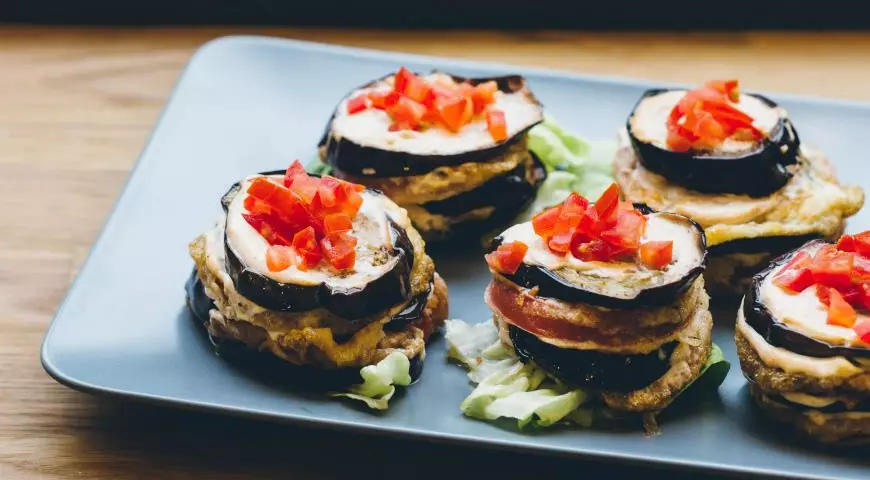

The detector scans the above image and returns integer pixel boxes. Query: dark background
[2,1,869,29]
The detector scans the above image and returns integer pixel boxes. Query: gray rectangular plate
[41,36,870,479]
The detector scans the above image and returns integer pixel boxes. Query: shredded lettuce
[528,115,617,212]
[446,319,589,428]
[331,352,412,410]
[446,319,729,429]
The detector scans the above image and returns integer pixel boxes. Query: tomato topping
[665,80,763,152]
[242,162,368,271]
[346,95,370,115]
[600,208,646,251]
[321,232,358,271]
[639,241,673,270]
[809,245,854,290]
[363,68,504,139]
[772,251,814,293]
[323,213,353,235]
[486,108,508,142]
[393,67,415,94]
[485,241,528,275]
[547,193,587,254]
[854,320,870,344]
[594,183,620,222]
[265,245,294,272]
[531,206,561,241]
[827,288,858,328]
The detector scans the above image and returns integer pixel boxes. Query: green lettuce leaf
[331,352,412,410]
[445,319,589,428]
[528,114,617,212]
[682,343,731,395]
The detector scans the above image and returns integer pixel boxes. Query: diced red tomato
[315,176,342,208]
[242,213,294,246]
[283,160,308,187]
[841,232,870,257]
[639,241,674,269]
[321,232,358,270]
[485,241,528,275]
[243,195,272,216]
[772,251,815,292]
[486,108,508,142]
[571,239,632,263]
[854,320,870,344]
[594,183,620,222]
[816,284,832,306]
[346,95,370,114]
[394,67,415,94]
[600,208,646,250]
[292,226,322,270]
[471,81,498,114]
[838,234,857,252]
[323,213,353,235]
[574,207,603,243]
[705,79,740,102]
[403,75,434,105]
[288,174,319,205]
[827,288,858,328]
[547,193,587,254]
[369,91,401,110]
[265,245,294,272]
[531,206,561,241]
[810,245,855,290]
[387,97,427,128]
[437,96,473,132]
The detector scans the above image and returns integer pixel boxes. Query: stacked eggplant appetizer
[614,79,863,296]
[482,183,713,415]
[319,67,547,241]
[738,232,870,444]
[187,161,448,387]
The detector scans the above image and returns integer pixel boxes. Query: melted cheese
[225,175,409,287]
[499,212,703,297]
[630,90,782,153]
[330,73,542,156]
[737,307,863,378]
[780,392,841,408]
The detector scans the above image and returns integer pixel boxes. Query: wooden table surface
[3,27,870,479]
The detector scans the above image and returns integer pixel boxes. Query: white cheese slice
[224,175,410,288]
[630,89,783,153]
[330,73,542,156]
[498,212,703,300]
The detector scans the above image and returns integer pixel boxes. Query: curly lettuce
[446,319,729,429]
[331,352,412,410]
[527,115,617,213]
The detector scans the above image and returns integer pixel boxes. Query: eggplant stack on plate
[483,183,712,415]
[614,79,863,297]
[737,233,870,444]
[319,67,547,242]
[187,161,448,388]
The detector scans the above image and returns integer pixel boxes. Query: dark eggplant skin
[627,88,801,197]
[383,282,432,332]
[183,271,424,387]
[319,72,544,178]
[490,207,707,309]
[744,239,870,359]
[709,233,823,255]
[509,324,676,392]
[220,173,415,318]
[420,151,546,217]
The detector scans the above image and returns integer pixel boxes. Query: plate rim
[41,35,870,480]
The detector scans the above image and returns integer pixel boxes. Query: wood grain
[2,27,869,479]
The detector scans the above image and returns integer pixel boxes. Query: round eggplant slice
[744,239,870,359]
[184,269,426,387]
[626,88,800,197]
[222,175,416,319]
[491,210,706,308]
[320,71,544,178]
[509,324,676,392]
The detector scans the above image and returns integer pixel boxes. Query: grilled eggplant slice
[320,72,544,178]
[627,88,800,197]
[222,174,416,319]
[744,239,870,359]
[491,210,706,308]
